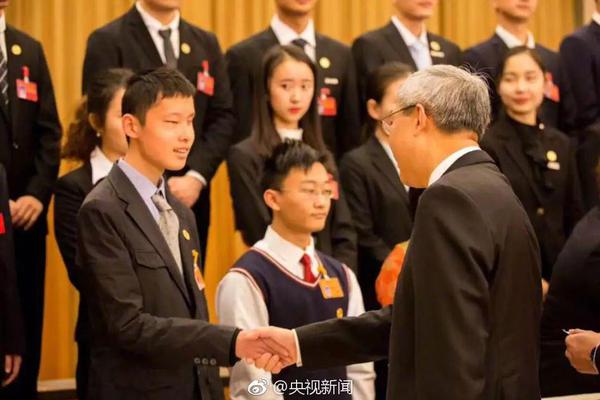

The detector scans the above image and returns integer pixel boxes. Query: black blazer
[481,115,584,279]
[82,6,233,181]
[560,20,600,130]
[0,26,61,216]
[577,122,600,210]
[227,138,357,270]
[295,151,542,399]
[225,28,361,159]
[352,21,462,114]
[338,136,412,310]
[76,166,238,400]
[54,163,94,344]
[540,206,600,397]
[0,164,24,359]
[464,34,576,132]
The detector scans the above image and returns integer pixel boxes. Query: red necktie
[301,253,317,283]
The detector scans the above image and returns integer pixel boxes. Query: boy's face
[126,95,195,173]
[267,162,332,235]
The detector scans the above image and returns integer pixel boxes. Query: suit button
[12,142,18,150]
[209,358,217,366]
[536,207,545,216]
[193,357,201,365]
[202,358,209,365]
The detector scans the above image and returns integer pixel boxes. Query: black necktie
[158,28,177,68]
[291,38,308,53]
[0,48,9,106]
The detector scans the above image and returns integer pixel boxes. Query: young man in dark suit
[225,0,361,159]
[0,3,62,399]
[82,0,235,263]
[76,68,284,400]
[352,0,462,115]
[0,164,23,394]
[252,66,542,400]
[464,0,576,131]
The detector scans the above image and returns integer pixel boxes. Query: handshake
[234,327,299,373]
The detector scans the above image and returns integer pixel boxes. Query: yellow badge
[336,308,344,318]
[181,42,191,55]
[182,229,191,240]
[319,57,331,69]
[430,41,441,51]
[546,150,558,162]
[319,277,344,299]
[11,44,21,56]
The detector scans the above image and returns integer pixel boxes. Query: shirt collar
[260,225,317,270]
[427,146,481,186]
[277,128,303,141]
[136,1,180,33]
[270,14,316,48]
[0,13,6,34]
[593,11,600,26]
[90,146,115,185]
[117,158,166,199]
[391,16,428,49]
[495,25,535,49]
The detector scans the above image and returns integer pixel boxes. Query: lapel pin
[430,41,441,51]
[11,44,21,56]
[181,42,191,55]
[546,150,557,162]
[182,229,191,240]
[319,56,331,69]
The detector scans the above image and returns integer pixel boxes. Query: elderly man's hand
[565,329,600,375]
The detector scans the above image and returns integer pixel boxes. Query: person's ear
[263,189,282,212]
[414,104,428,134]
[88,113,102,132]
[366,99,381,121]
[122,114,140,140]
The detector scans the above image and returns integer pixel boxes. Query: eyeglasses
[380,104,416,136]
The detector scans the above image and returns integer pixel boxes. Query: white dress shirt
[377,137,409,192]
[277,128,303,141]
[135,1,180,62]
[427,146,481,186]
[217,226,375,400]
[89,146,114,185]
[0,13,6,62]
[270,14,317,62]
[495,25,535,49]
[391,16,431,70]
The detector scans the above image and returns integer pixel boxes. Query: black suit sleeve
[339,156,389,264]
[54,177,85,288]
[296,306,391,368]
[0,166,24,356]
[225,46,254,143]
[77,200,238,367]
[82,30,121,94]
[226,146,269,246]
[328,186,358,271]
[336,50,362,154]
[27,43,61,206]
[187,33,235,180]
[408,183,495,399]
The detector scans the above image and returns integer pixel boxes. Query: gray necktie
[291,38,308,53]
[0,48,8,106]
[151,192,183,276]
[158,28,177,68]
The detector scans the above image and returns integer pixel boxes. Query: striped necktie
[0,47,9,106]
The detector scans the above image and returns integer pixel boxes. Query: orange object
[375,241,409,306]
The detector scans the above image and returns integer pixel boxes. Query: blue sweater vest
[232,248,352,399]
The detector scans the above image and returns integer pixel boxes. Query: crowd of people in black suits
[2,0,600,399]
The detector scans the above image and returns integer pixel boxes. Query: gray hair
[396,65,491,139]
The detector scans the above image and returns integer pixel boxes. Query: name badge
[197,60,214,96]
[318,88,337,117]
[16,66,38,102]
[319,277,344,299]
[324,77,339,85]
[547,161,560,171]
[192,249,205,291]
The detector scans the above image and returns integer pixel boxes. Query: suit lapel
[382,22,417,71]
[366,137,407,199]
[4,28,19,130]
[126,7,163,67]
[177,20,207,78]
[427,34,448,65]
[108,166,192,306]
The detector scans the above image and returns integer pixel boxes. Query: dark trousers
[76,340,91,400]
[0,223,46,400]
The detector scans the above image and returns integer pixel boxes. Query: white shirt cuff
[185,170,207,186]
[292,329,303,367]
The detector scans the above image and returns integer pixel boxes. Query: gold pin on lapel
[546,150,558,162]
[11,44,21,56]
[430,41,441,51]
[319,56,331,69]
[336,308,344,318]
[181,42,191,55]
[182,229,191,240]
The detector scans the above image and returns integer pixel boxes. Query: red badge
[318,88,337,117]
[16,66,38,102]
[544,72,560,102]
[192,250,205,291]
[0,212,5,235]
[197,60,214,96]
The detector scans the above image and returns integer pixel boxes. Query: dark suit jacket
[576,121,600,210]
[76,165,238,400]
[464,34,576,132]
[225,28,361,159]
[227,138,357,270]
[0,164,24,360]
[352,21,462,115]
[0,26,61,217]
[540,206,600,396]
[338,136,412,310]
[82,6,233,181]
[54,163,94,344]
[481,115,584,279]
[295,150,542,400]
[560,20,600,129]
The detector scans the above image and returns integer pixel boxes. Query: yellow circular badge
[546,150,558,162]
[319,57,331,69]
[11,44,22,56]
[430,41,441,51]
[181,43,191,55]
[182,229,191,240]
